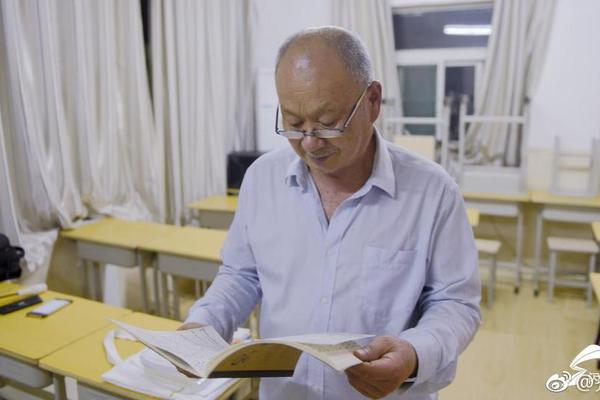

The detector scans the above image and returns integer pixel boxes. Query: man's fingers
[347,355,402,383]
[354,336,395,362]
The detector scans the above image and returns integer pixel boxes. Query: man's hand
[345,336,417,399]
[174,322,206,378]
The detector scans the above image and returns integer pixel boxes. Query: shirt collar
[284,127,396,197]
[366,128,396,197]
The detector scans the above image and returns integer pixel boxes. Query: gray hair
[275,26,374,86]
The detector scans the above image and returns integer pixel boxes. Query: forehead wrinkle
[281,98,340,121]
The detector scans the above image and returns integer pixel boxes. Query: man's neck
[310,135,376,195]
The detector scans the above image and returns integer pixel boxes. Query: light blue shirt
[187,132,481,399]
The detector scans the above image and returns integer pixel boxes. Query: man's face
[275,41,381,177]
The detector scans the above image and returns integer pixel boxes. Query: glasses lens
[314,130,344,139]
[278,130,304,139]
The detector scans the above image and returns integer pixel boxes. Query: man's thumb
[354,340,387,362]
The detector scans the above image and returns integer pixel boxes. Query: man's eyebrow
[280,107,301,119]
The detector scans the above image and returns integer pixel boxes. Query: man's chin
[306,159,340,176]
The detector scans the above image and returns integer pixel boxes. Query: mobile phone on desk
[0,295,43,315]
[26,298,72,318]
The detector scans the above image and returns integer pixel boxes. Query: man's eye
[319,121,336,128]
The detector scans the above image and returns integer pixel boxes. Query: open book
[112,320,374,378]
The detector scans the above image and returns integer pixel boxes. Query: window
[393,4,492,140]
[393,7,493,50]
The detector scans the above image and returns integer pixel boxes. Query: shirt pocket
[360,245,417,328]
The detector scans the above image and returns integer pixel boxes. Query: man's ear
[368,81,383,123]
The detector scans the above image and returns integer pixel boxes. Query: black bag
[0,233,24,282]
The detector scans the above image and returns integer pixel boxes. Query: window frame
[393,2,492,139]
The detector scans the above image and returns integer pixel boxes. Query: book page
[300,341,365,371]
[264,332,374,372]
[207,333,374,376]
[271,332,374,345]
[112,320,228,376]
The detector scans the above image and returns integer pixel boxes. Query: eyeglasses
[275,82,372,139]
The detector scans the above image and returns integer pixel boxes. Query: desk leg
[82,259,90,298]
[173,276,181,321]
[161,272,170,317]
[515,208,524,294]
[152,256,161,315]
[533,211,544,296]
[52,374,66,400]
[595,312,600,370]
[93,261,102,301]
[137,252,149,313]
[194,280,202,298]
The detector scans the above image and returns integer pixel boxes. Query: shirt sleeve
[185,169,262,343]
[398,182,481,394]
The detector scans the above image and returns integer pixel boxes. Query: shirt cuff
[399,328,442,386]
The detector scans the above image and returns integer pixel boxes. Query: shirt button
[320,297,328,304]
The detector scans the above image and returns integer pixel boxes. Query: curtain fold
[465,0,555,167]
[0,0,162,280]
[331,0,401,139]
[151,0,255,225]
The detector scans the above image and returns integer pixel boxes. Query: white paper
[270,332,374,345]
[112,320,229,375]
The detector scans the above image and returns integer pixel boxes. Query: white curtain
[331,0,401,139]
[465,0,555,166]
[0,0,162,281]
[151,0,255,225]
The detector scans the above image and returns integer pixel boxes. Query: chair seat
[547,237,599,254]
[475,239,501,255]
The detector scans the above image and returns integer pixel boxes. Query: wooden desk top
[39,312,242,400]
[62,219,154,249]
[0,285,131,364]
[467,208,480,228]
[591,273,600,302]
[187,195,238,213]
[61,219,181,250]
[591,222,600,242]
[530,191,600,208]
[137,226,227,262]
[61,219,226,262]
[462,191,530,203]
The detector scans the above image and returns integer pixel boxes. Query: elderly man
[182,26,481,399]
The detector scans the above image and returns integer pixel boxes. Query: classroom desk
[462,191,530,292]
[466,208,480,228]
[137,226,227,319]
[61,219,176,312]
[593,221,600,242]
[39,312,247,400]
[530,191,600,296]
[187,195,238,229]
[0,283,131,400]
[592,273,600,369]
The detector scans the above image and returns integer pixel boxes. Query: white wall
[251,0,600,157]
[252,0,332,71]
[390,0,490,8]
[252,0,332,151]
[528,0,600,150]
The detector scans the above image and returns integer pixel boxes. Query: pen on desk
[0,283,48,299]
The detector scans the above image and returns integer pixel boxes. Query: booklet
[111,320,374,378]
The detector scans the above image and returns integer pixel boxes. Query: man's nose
[301,135,327,152]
